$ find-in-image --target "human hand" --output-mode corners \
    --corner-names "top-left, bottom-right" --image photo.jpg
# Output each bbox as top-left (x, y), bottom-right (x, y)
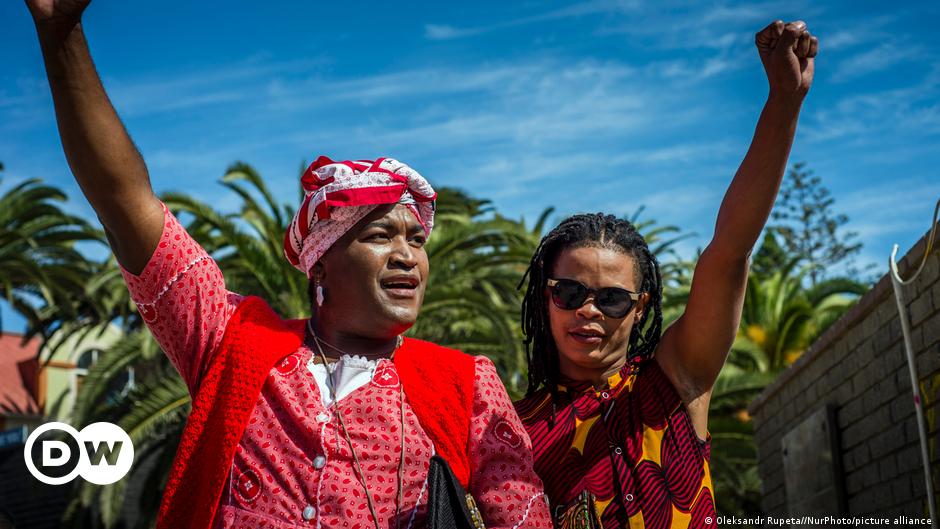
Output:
top-left (25, 0), bottom-right (90, 32)
top-left (755, 20), bottom-right (818, 102)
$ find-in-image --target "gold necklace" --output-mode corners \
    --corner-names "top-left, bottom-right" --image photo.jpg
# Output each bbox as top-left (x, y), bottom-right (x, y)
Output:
top-left (305, 320), bottom-right (406, 529)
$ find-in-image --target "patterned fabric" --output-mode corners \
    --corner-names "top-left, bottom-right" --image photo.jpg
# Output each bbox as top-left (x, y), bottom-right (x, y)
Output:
top-left (121, 201), bottom-right (550, 529)
top-left (283, 156), bottom-right (437, 277)
top-left (554, 490), bottom-right (601, 529)
top-left (514, 360), bottom-right (716, 529)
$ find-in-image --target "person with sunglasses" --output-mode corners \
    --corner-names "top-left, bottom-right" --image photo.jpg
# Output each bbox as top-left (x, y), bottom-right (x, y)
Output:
top-left (514, 20), bottom-right (819, 529)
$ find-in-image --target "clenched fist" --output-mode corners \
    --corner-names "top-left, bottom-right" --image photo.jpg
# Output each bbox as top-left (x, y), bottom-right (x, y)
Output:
top-left (756, 20), bottom-right (818, 100)
top-left (25, 0), bottom-right (90, 30)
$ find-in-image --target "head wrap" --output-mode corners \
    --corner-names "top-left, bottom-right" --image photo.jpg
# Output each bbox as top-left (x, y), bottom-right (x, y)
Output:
top-left (283, 156), bottom-right (437, 277)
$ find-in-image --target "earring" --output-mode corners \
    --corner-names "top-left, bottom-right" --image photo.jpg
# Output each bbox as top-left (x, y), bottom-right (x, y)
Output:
top-left (316, 284), bottom-right (324, 307)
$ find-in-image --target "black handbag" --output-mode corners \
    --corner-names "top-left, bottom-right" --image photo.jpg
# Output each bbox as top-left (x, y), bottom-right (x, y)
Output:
top-left (426, 455), bottom-right (487, 529)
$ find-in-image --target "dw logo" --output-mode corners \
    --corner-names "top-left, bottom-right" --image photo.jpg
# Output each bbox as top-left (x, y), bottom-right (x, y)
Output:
top-left (23, 422), bottom-right (134, 485)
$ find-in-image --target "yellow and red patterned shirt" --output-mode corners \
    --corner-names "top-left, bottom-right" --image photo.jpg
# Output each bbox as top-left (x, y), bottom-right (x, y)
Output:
top-left (514, 358), bottom-right (716, 529)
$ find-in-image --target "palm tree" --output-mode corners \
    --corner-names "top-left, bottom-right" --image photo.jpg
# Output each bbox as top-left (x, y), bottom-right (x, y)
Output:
top-left (699, 232), bottom-right (866, 519)
top-left (705, 261), bottom-right (864, 519)
top-left (624, 205), bottom-right (696, 293)
top-left (61, 164), bottom-right (700, 525)
top-left (0, 173), bottom-right (101, 339)
top-left (62, 160), bottom-right (302, 527)
top-left (707, 364), bottom-right (777, 518)
top-left (410, 189), bottom-right (552, 395)
top-left (163, 161), bottom-right (307, 317)
top-left (63, 328), bottom-right (183, 528)
top-left (62, 164), bottom-right (554, 525)
top-left (736, 257), bottom-right (866, 371)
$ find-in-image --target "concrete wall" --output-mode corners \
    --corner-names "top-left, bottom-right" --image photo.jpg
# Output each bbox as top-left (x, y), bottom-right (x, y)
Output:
top-left (749, 223), bottom-right (940, 519)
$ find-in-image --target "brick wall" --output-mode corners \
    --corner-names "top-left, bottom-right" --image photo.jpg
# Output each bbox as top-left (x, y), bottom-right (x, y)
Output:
top-left (749, 223), bottom-right (940, 519)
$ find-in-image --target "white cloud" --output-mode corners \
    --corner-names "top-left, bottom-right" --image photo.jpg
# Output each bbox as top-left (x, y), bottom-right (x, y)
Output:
top-left (103, 58), bottom-right (324, 117)
top-left (256, 58), bottom-right (674, 157)
top-left (839, 179), bottom-right (940, 218)
top-left (831, 41), bottom-right (925, 81)
top-left (423, 0), bottom-right (640, 41)
top-left (7, 0), bottom-right (934, 284)
top-left (595, 0), bottom-right (820, 50)
top-left (824, 30), bottom-right (863, 51)
top-left (821, 12), bottom-right (906, 51)
top-left (263, 63), bottom-right (544, 112)
top-left (615, 185), bottom-right (720, 219)
top-left (424, 24), bottom-right (484, 40)
top-left (804, 62), bottom-right (940, 144)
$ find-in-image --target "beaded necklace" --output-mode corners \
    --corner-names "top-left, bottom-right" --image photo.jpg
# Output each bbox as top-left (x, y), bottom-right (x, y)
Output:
top-left (305, 320), bottom-right (406, 529)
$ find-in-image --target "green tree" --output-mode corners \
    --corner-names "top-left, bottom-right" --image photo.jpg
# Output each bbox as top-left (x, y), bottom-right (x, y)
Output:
top-left (768, 162), bottom-right (869, 285)
top-left (62, 164), bottom-right (555, 524)
top-left (664, 228), bottom-right (867, 518)
top-left (736, 256), bottom-right (866, 371)
top-left (705, 245), bottom-right (866, 519)
top-left (162, 162), bottom-right (308, 317)
top-left (411, 189), bottom-right (543, 395)
top-left (707, 366), bottom-right (777, 517)
top-left (64, 327), bottom-right (180, 528)
top-left (0, 171), bottom-right (101, 339)
top-left (61, 164), bottom-right (699, 525)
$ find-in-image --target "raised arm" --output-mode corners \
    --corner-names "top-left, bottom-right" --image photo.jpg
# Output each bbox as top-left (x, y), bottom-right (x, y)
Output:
top-left (28, 1), bottom-right (242, 394)
top-left (656, 21), bottom-right (818, 413)
top-left (28, 0), bottom-right (163, 275)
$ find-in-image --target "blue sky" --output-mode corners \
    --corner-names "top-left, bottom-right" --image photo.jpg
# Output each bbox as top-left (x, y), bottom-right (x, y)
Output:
top-left (2, 0), bottom-right (939, 333)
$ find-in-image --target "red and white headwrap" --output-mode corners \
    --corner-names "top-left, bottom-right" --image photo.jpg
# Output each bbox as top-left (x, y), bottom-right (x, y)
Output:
top-left (283, 156), bottom-right (437, 277)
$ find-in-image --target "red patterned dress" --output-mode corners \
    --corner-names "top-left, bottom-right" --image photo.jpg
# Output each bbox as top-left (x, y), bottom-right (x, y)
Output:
top-left (514, 358), bottom-right (715, 529)
top-left (121, 201), bottom-right (551, 528)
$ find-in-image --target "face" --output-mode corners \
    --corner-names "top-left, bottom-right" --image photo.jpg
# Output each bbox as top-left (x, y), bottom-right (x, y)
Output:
top-left (313, 203), bottom-right (429, 339)
top-left (546, 246), bottom-right (649, 383)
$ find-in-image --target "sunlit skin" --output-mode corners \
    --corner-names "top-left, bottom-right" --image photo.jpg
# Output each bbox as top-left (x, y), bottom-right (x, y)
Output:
top-left (309, 203), bottom-right (429, 359)
top-left (27, 0), bottom-right (818, 449)
top-left (543, 20), bottom-right (818, 444)
top-left (547, 246), bottom-right (649, 388)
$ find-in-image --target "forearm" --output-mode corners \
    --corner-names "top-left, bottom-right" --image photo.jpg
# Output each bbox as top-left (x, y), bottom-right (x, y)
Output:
top-left (711, 94), bottom-right (802, 257)
top-left (37, 21), bottom-right (155, 226)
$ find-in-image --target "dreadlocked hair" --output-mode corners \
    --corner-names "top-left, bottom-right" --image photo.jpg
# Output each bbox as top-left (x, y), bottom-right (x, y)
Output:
top-left (518, 212), bottom-right (664, 396)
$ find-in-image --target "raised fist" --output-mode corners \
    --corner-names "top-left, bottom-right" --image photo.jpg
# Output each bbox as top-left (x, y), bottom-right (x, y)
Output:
top-left (755, 20), bottom-right (818, 99)
top-left (25, 0), bottom-right (90, 28)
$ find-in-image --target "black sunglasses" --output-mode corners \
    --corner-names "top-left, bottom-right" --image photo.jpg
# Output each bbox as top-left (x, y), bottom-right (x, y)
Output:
top-left (545, 278), bottom-right (642, 319)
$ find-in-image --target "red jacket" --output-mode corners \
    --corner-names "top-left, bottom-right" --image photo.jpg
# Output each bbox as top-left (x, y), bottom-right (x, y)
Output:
top-left (155, 295), bottom-right (475, 529)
